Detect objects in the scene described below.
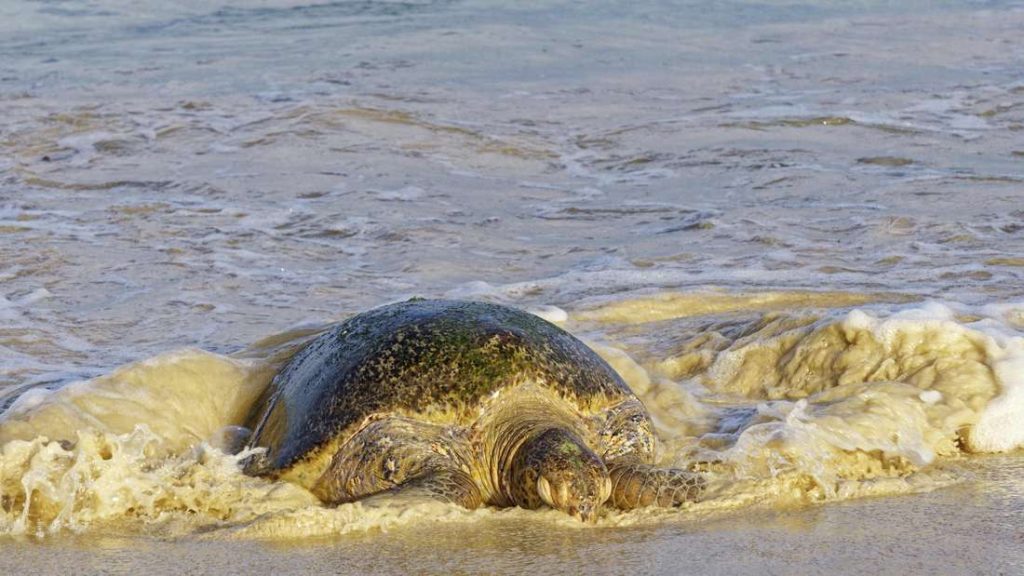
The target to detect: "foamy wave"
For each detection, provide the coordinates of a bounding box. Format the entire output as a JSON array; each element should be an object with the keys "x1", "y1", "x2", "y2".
[
  {"x1": 1, "y1": 298, "x2": 1022, "y2": 537},
  {"x1": 592, "y1": 299, "x2": 1024, "y2": 502},
  {"x1": 0, "y1": 426, "x2": 318, "y2": 536},
  {"x1": 0, "y1": 349, "x2": 274, "y2": 453}
]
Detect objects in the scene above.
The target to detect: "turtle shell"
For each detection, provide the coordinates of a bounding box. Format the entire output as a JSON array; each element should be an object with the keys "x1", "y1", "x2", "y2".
[{"x1": 244, "y1": 299, "x2": 634, "y2": 476}]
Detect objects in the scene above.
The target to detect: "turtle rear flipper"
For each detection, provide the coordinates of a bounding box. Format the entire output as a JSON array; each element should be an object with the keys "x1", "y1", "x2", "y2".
[{"x1": 607, "y1": 461, "x2": 705, "y2": 509}]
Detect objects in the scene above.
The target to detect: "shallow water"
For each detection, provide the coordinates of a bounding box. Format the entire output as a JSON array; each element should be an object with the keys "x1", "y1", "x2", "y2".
[
  {"x1": 3, "y1": 455, "x2": 1023, "y2": 575},
  {"x1": 2, "y1": 0, "x2": 1024, "y2": 573}
]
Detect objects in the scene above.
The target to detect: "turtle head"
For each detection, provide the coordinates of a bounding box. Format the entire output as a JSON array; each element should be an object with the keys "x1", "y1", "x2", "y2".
[{"x1": 511, "y1": 427, "x2": 611, "y2": 523}]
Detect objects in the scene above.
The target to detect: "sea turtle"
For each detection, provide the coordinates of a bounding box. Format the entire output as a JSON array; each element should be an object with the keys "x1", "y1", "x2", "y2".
[{"x1": 243, "y1": 299, "x2": 703, "y2": 522}]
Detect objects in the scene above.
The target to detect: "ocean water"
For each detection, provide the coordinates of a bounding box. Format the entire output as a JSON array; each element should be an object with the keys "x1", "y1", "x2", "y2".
[{"x1": 2, "y1": 0, "x2": 1024, "y2": 573}]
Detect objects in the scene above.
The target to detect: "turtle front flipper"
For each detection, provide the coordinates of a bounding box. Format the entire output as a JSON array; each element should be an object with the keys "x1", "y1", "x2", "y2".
[
  {"x1": 606, "y1": 461, "x2": 705, "y2": 509},
  {"x1": 383, "y1": 466, "x2": 483, "y2": 509},
  {"x1": 312, "y1": 416, "x2": 482, "y2": 509},
  {"x1": 597, "y1": 399, "x2": 705, "y2": 509}
]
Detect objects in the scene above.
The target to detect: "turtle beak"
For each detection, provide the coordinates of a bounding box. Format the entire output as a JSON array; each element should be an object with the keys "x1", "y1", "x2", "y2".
[
  {"x1": 572, "y1": 502, "x2": 598, "y2": 524},
  {"x1": 538, "y1": 477, "x2": 600, "y2": 523}
]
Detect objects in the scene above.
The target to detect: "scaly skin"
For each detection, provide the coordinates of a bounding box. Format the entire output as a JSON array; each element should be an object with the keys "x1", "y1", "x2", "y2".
[
  {"x1": 607, "y1": 461, "x2": 706, "y2": 509},
  {"x1": 311, "y1": 416, "x2": 482, "y2": 509}
]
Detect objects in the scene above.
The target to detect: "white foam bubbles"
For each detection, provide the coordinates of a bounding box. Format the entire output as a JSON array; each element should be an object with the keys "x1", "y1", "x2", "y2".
[
  {"x1": 968, "y1": 338, "x2": 1024, "y2": 452},
  {"x1": 527, "y1": 305, "x2": 568, "y2": 323}
]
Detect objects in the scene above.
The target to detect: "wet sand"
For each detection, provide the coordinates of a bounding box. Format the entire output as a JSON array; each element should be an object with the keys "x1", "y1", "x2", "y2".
[{"x1": 3, "y1": 455, "x2": 1021, "y2": 575}]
